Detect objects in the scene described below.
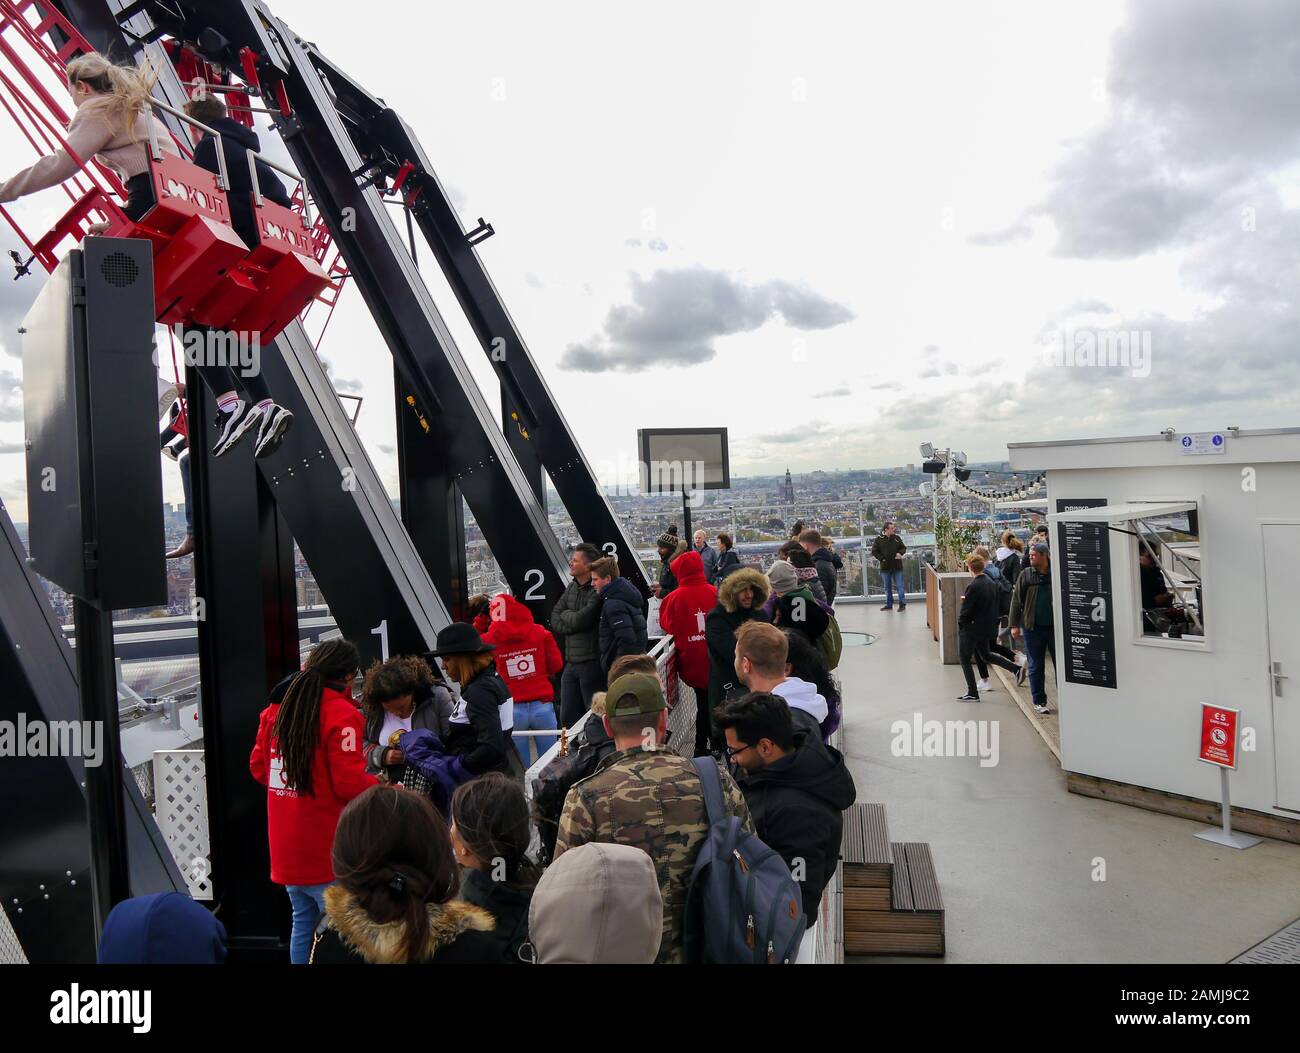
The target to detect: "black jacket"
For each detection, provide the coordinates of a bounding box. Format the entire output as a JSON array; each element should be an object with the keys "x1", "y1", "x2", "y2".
[
  {"x1": 739, "y1": 732, "x2": 857, "y2": 920},
  {"x1": 870, "y1": 533, "x2": 907, "y2": 574},
  {"x1": 715, "y1": 548, "x2": 741, "y2": 580},
  {"x1": 706, "y1": 568, "x2": 773, "y2": 710},
  {"x1": 958, "y1": 573, "x2": 1001, "y2": 638},
  {"x1": 530, "y1": 710, "x2": 614, "y2": 863},
  {"x1": 310, "y1": 887, "x2": 501, "y2": 964},
  {"x1": 811, "y1": 547, "x2": 842, "y2": 605},
  {"x1": 549, "y1": 576, "x2": 601, "y2": 664},
  {"x1": 776, "y1": 586, "x2": 831, "y2": 645},
  {"x1": 457, "y1": 867, "x2": 532, "y2": 965},
  {"x1": 192, "y1": 117, "x2": 292, "y2": 249},
  {"x1": 597, "y1": 576, "x2": 648, "y2": 673},
  {"x1": 445, "y1": 666, "x2": 511, "y2": 775}
]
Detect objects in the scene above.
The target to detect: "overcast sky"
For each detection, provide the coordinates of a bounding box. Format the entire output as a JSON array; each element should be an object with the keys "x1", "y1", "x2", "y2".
[{"x1": 2, "y1": 0, "x2": 1299, "y2": 519}]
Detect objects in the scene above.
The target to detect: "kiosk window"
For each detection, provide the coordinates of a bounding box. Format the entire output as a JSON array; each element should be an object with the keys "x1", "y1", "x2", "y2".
[{"x1": 1134, "y1": 510, "x2": 1203, "y2": 640}]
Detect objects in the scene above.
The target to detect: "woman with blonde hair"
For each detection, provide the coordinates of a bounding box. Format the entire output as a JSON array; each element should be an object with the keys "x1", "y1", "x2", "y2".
[{"x1": 0, "y1": 52, "x2": 178, "y2": 222}]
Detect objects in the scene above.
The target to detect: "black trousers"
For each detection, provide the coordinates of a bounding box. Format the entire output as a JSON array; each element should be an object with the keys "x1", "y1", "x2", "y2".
[{"x1": 960, "y1": 627, "x2": 1018, "y2": 694}]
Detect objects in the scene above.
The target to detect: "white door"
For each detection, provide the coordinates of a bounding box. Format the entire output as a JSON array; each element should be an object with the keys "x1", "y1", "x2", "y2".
[{"x1": 1263, "y1": 524, "x2": 1300, "y2": 811}]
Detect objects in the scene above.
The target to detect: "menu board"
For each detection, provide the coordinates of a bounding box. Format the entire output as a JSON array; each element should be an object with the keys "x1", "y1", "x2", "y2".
[{"x1": 1056, "y1": 498, "x2": 1117, "y2": 689}]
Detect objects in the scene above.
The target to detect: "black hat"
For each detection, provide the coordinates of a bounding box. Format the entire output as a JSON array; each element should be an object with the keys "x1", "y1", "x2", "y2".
[{"x1": 427, "y1": 621, "x2": 495, "y2": 657}]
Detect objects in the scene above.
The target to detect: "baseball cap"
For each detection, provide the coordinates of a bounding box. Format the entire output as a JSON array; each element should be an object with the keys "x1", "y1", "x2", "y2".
[{"x1": 604, "y1": 672, "x2": 665, "y2": 718}]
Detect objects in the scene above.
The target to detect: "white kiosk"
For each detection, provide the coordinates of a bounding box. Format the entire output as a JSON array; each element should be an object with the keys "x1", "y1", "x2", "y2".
[{"x1": 1006, "y1": 427, "x2": 1300, "y2": 841}]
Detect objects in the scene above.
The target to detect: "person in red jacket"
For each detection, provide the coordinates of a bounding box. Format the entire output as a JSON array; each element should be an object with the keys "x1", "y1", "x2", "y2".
[
  {"x1": 482, "y1": 593, "x2": 564, "y2": 767},
  {"x1": 658, "y1": 549, "x2": 719, "y2": 753},
  {"x1": 249, "y1": 638, "x2": 377, "y2": 963}
]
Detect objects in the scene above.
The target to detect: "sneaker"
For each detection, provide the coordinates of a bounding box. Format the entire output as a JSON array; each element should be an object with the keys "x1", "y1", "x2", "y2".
[
  {"x1": 212, "y1": 399, "x2": 261, "y2": 457},
  {"x1": 957, "y1": 692, "x2": 980, "y2": 702},
  {"x1": 162, "y1": 433, "x2": 187, "y2": 461},
  {"x1": 977, "y1": 678, "x2": 992, "y2": 692},
  {"x1": 1033, "y1": 703, "x2": 1049, "y2": 715},
  {"x1": 898, "y1": 604, "x2": 907, "y2": 610},
  {"x1": 880, "y1": 606, "x2": 893, "y2": 611},
  {"x1": 254, "y1": 403, "x2": 294, "y2": 459},
  {"x1": 1015, "y1": 651, "x2": 1028, "y2": 667},
  {"x1": 1015, "y1": 664, "x2": 1028, "y2": 686},
  {"x1": 158, "y1": 383, "x2": 179, "y2": 420}
]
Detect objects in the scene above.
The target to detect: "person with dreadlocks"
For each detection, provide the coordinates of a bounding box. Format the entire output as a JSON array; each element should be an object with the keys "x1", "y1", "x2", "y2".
[
  {"x1": 449, "y1": 773, "x2": 538, "y2": 964},
  {"x1": 249, "y1": 638, "x2": 377, "y2": 964}
]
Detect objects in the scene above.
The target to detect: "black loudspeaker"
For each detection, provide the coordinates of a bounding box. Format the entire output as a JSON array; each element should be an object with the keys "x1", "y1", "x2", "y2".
[{"x1": 22, "y1": 237, "x2": 165, "y2": 610}]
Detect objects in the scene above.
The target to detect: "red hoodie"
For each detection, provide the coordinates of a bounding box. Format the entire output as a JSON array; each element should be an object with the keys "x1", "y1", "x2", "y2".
[
  {"x1": 248, "y1": 685, "x2": 378, "y2": 886},
  {"x1": 658, "y1": 550, "x2": 718, "y2": 691},
  {"x1": 482, "y1": 593, "x2": 564, "y2": 702}
]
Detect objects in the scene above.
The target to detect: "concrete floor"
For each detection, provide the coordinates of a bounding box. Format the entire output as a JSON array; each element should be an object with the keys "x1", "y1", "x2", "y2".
[{"x1": 835, "y1": 601, "x2": 1300, "y2": 963}]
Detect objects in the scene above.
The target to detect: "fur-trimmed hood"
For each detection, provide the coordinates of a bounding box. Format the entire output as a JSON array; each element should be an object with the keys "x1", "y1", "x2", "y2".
[
  {"x1": 718, "y1": 566, "x2": 770, "y2": 613},
  {"x1": 320, "y1": 884, "x2": 494, "y2": 964}
]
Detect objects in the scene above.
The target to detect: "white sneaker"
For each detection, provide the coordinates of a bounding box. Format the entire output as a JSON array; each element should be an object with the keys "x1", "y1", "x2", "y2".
[
  {"x1": 977, "y1": 679, "x2": 992, "y2": 692},
  {"x1": 1034, "y1": 703, "x2": 1049, "y2": 715}
]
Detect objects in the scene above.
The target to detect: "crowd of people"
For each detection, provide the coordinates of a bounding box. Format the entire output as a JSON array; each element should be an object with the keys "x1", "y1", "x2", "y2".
[{"x1": 95, "y1": 523, "x2": 868, "y2": 965}]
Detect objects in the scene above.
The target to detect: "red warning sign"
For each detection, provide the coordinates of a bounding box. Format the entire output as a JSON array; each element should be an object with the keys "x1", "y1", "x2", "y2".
[{"x1": 1198, "y1": 704, "x2": 1239, "y2": 769}]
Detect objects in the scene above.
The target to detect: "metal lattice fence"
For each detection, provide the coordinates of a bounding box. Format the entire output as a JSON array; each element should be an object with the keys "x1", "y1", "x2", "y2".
[
  {"x1": 153, "y1": 749, "x2": 212, "y2": 899},
  {"x1": 0, "y1": 903, "x2": 28, "y2": 964}
]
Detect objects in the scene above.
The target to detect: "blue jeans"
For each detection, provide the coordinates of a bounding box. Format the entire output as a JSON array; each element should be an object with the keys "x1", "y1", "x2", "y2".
[
  {"x1": 513, "y1": 699, "x2": 559, "y2": 767},
  {"x1": 286, "y1": 882, "x2": 330, "y2": 964},
  {"x1": 1023, "y1": 626, "x2": 1056, "y2": 708},
  {"x1": 882, "y1": 570, "x2": 906, "y2": 607}
]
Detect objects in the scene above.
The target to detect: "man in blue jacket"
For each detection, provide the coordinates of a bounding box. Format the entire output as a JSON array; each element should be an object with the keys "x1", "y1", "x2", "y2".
[{"x1": 592, "y1": 556, "x2": 648, "y2": 676}]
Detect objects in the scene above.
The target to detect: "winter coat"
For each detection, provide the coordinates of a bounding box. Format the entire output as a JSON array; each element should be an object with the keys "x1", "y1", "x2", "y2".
[
  {"x1": 871, "y1": 533, "x2": 907, "y2": 574},
  {"x1": 457, "y1": 867, "x2": 532, "y2": 965},
  {"x1": 362, "y1": 683, "x2": 454, "y2": 774},
  {"x1": 249, "y1": 684, "x2": 379, "y2": 886},
  {"x1": 695, "y1": 543, "x2": 721, "y2": 583},
  {"x1": 98, "y1": 892, "x2": 227, "y2": 964},
  {"x1": 192, "y1": 116, "x2": 291, "y2": 250},
  {"x1": 995, "y1": 548, "x2": 1023, "y2": 617},
  {"x1": 715, "y1": 548, "x2": 742, "y2": 580},
  {"x1": 658, "y1": 550, "x2": 718, "y2": 692},
  {"x1": 811, "y1": 547, "x2": 842, "y2": 605},
  {"x1": 958, "y1": 573, "x2": 1001, "y2": 639},
  {"x1": 1009, "y1": 564, "x2": 1053, "y2": 631},
  {"x1": 445, "y1": 665, "x2": 512, "y2": 775},
  {"x1": 658, "y1": 538, "x2": 690, "y2": 598},
  {"x1": 705, "y1": 568, "x2": 772, "y2": 710},
  {"x1": 794, "y1": 565, "x2": 830, "y2": 607},
  {"x1": 483, "y1": 594, "x2": 564, "y2": 702},
  {"x1": 775, "y1": 585, "x2": 831, "y2": 646},
  {"x1": 597, "y1": 576, "x2": 649, "y2": 673},
  {"x1": 310, "y1": 885, "x2": 500, "y2": 964},
  {"x1": 736, "y1": 731, "x2": 857, "y2": 920},
  {"x1": 549, "y1": 576, "x2": 601, "y2": 664}
]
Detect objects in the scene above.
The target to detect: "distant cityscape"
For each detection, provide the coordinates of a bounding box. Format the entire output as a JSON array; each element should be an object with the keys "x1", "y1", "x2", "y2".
[{"x1": 13, "y1": 461, "x2": 1039, "y2": 624}]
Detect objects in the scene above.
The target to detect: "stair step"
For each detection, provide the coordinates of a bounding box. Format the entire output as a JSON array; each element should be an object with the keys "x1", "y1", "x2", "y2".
[
  {"x1": 845, "y1": 841, "x2": 946, "y2": 958},
  {"x1": 841, "y1": 803, "x2": 893, "y2": 885}
]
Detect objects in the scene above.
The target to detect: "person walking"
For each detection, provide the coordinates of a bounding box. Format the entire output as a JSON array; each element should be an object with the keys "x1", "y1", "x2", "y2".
[
  {"x1": 1009, "y1": 542, "x2": 1056, "y2": 715},
  {"x1": 550, "y1": 543, "x2": 605, "y2": 728},
  {"x1": 554, "y1": 672, "x2": 752, "y2": 963},
  {"x1": 956, "y1": 554, "x2": 1021, "y2": 701},
  {"x1": 248, "y1": 639, "x2": 378, "y2": 963},
  {"x1": 482, "y1": 593, "x2": 564, "y2": 768},
  {"x1": 870, "y1": 522, "x2": 908, "y2": 611}
]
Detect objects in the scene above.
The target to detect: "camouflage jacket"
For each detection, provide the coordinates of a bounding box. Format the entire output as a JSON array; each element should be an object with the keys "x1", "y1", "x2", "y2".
[{"x1": 555, "y1": 744, "x2": 752, "y2": 964}]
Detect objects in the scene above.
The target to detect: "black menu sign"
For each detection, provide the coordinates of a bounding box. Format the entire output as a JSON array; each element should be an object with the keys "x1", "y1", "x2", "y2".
[{"x1": 1055, "y1": 498, "x2": 1117, "y2": 689}]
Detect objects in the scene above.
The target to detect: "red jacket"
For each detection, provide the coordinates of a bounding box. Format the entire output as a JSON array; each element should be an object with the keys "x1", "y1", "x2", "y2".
[
  {"x1": 658, "y1": 550, "x2": 718, "y2": 691},
  {"x1": 482, "y1": 593, "x2": 564, "y2": 702},
  {"x1": 248, "y1": 685, "x2": 377, "y2": 886}
]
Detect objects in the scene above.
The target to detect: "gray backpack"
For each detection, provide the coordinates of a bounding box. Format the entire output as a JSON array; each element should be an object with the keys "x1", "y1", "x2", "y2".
[{"x1": 682, "y1": 758, "x2": 807, "y2": 964}]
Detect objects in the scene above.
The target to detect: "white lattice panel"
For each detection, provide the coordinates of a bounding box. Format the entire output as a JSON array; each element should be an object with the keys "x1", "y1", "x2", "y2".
[
  {"x1": 153, "y1": 749, "x2": 212, "y2": 900},
  {"x1": 0, "y1": 903, "x2": 28, "y2": 964}
]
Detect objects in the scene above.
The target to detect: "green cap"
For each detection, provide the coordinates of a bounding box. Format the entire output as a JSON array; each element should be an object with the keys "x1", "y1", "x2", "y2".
[{"x1": 605, "y1": 672, "x2": 666, "y2": 718}]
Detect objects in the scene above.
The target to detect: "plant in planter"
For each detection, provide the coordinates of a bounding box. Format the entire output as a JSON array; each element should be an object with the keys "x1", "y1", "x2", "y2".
[{"x1": 934, "y1": 514, "x2": 982, "y2": 573}]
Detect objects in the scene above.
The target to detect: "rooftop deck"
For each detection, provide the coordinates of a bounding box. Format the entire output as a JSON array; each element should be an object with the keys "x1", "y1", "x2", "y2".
[{"x1": 833, "y1": 602, "x2": 1300, "y2": 963}]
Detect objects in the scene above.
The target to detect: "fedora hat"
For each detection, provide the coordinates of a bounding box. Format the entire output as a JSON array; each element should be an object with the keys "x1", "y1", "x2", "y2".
[{"x1": 427, "y1": 621, "x2": 495, "y2": 657}]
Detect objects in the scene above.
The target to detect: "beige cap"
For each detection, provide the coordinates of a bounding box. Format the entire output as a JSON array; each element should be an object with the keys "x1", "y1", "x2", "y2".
[{"x1": 529, "y1": 843, "x2": 663, "y2": 964}]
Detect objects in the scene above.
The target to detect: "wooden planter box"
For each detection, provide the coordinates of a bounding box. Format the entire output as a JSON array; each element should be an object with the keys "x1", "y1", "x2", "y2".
[{"x1": 924, "y1": 563, "x2": 968, "y2": 665}]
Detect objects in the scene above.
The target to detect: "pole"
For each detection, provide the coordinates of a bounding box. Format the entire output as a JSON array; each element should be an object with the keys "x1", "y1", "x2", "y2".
[
  {"x1": 858, "y1": 498, "x2": 868, "y2": 599},
  {"x1": 681, "y1": 488, "x2": 693, "y2": 542},
  {"x1": 72, "y1": 598, "x2": 131, "y2": 936},
  {"x1": 1194, "y1": 766, "x2": 1262, "y2": 850}
]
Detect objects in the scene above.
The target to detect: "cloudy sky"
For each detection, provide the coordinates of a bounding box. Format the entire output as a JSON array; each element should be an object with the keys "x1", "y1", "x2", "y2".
[{"x1": 2, "y1": 0, "x2": 1299, "y2": 518}]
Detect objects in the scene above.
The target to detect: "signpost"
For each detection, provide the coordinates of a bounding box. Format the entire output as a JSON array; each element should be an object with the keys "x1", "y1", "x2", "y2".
[
  {"x1": 1194, "y1": 704, "x2": 1261, "y2": 849},
  {"x1": 1055, "y1": 498, "x2": 1118, "y2": 690}
]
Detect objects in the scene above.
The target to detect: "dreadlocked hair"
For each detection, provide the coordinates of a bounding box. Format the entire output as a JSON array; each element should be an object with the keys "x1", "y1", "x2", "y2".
[
  {"x1": 65, "y1": 52, "x2": 158, "y2": 140},
  {"x1": 451, "y1": 772, "x2": 539, "y2": 889},
  {"x1": 273, "y1": 638, "x2": 360, "y2": 796},
  {"x1": 361, "y1": 654, "x2": 435, "y2": 721},
  {"x1": 332, "y1": 785, "x2": 459, "y2": 964}
]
